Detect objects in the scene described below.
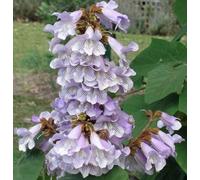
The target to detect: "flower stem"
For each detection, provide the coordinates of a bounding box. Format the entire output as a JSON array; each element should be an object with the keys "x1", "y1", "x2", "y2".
[
  {"x1": 142, "y1": 118, "x2": 155, "y2": 133},
  {"x1": 116, "y1": 87, "x2": 145, "y2": 103}
]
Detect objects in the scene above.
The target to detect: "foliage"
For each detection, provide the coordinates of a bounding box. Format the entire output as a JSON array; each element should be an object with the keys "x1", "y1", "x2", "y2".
[
  {"x1": 122, "y1": 0, "x2": 187, "y2": 178},
  {"x1": 173, "y1": 0, "x2": 187, "y2": 27},
  {"x1": 145, "y1": 63, "x2": 186, "y2": 104},
  {"x1": 178, "y1": 84, "x2": 187, "y2": 114},
  {"x1": 14, "y1": 149, "x2": 45, "y2": 180}
]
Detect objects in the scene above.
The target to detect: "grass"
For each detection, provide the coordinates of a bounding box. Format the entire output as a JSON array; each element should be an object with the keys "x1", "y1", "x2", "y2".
[
  {"x1": 14, "y1": 22, "x2": 49, "y2": 73},
  {"x1": 13, "y1": 21, "x2": 173, "y2": 162}
]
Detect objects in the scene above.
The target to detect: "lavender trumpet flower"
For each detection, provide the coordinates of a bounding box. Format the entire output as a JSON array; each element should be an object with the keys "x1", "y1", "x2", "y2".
[
  {"x1": 44, "y1": 10, "x2": 82, "y2": 40},
  {"x1": 157, "y1": 112, "x2": 182, "y2": 134},
  {"x1": 96, "y1": 0, "x2": 130, "y2": 32},
  {"x1": 127, "y1": 128, "x2": 184, "y2": 174},
  {"x1": 15, "y1": 111, "x2": 58, "y2": 152}
]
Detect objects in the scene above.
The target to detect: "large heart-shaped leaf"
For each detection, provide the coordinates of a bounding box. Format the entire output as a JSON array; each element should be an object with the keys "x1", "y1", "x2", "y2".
[
  {"x1": 174, "y1": 0, "x2": 187, "y2": 26},
  {"x1": 175, "y1": 126, "x2": 187, "y2": 173},
  {"x1": 131, "y1": 39, "x2": 187, "y2": 78},
  {"x1": 14, "y1": 149, "x2": 45, "y2": 180},
  {"x1": 145, "y1": 64, "x2": 186, "y2": 104},
  {"x1": 179, "y1": 84, "x2": 187, "y2": 114}
]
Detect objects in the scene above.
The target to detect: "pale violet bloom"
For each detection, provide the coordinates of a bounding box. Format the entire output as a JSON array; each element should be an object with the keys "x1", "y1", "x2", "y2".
[
  {"x1": 66, "y1": 26, "x2": 106, "y2": 56},
  {"x1": 96, "y1": 0, "x2": 118, "y2": 10},
  {"x1": 15, "y1": 111, "x2": 61, "y2": 152},
  {"x1": 135, "y1": 149, "x2": 154, "y2": 175},
  {"x1": 172, "y1": 134, "x2": 185, "y2": 143},
  {"x1": 150, "y1": 137, "x2": 172, "y2": 158},
  {"x1": 108, "y1": 36, "x2": 139, "y2": 61},
  {"x1": 125, "y1": 148, "x2": 154, "y2": 175},
  {"x1": 50, "y1": 51, "x2": 106, "y2": 71},
  {"x1": 141, "y1": 142, "x2": 166, "y2": 172},
  {"x1": 44, "y1": 10, "x2": 82, "y2": 40},
  {"x1": 48, "y1": 37, "x2": 61, "y2": 52},
  {"x1": 56, "y1": 61, "x2": 134, "y2": 93},
  {"x1": 32, "y1": 111, "x2": 52, "y2": 123},
  {"x1": 115, "y1": 147, "x2": 130, "y2": 169},
  {"x1": 155, "y1": 131, "x2": 183, "y2": 157},
  {"x1": 15, "y1": 124, "x2": 42, "y2": 152},
  {"x1": 51, "y1": 98, "x2": 68, "y2": 115},
  {"x1": 157, "y1": 112, "x2": 182, "y2": 134},
  {"x1": 46, "y1": 125, "x2": 122, "y2": 178},
  {"x1": 32, "y1": 111, "x2": 61, "y2": 124},
  {"x1": 94, "y1": 110, "x2": 133, "y2": 141},
  {"x1": 124, "y1": 130, "x2": 183, "y2": 173},
  {"x1": 96, "y1": 0, "x2": 130, "y2": 32},
  {"x1": 59, "y1": 82, "x2": 108, "y2": 105},
  {"x1": 157, "y1": 131, "x2": 184, "y2": 154}
]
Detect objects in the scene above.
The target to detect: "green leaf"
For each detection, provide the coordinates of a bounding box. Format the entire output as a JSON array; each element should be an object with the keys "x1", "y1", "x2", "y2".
[
  {"x1": 176, "y1": 140, "x2": 187, "y2": 173},
  {"x1": 175, "y1": 126, "x2": 187, "y2": 172},
  {"x1": 174, "y1": 0, "x2": 187, "y2": 26},
  {"x1": 104, "y1": 44, "x2": 111, "y2": 60},
  {"x1": 14, "y1": 149, "x2": 45, "y2": 180},
  {"x1": 145, "y1": 64, "x2": 186, "y2": 104},
  {"x1": 173, "y1": 25, "x2": 187, "y2": 42},
  {"x1": 131, "y1": 39, "x2": 187, "y2": 78},
  {"x1": 179, "y1": 84, "x2": 187, "y2": 114},
  {"x1": 121, "y1": 94, "x2": 178, "y2": 137},
  {"x1": 60, "y1": 166, "x2": 129, "y2": 180}
]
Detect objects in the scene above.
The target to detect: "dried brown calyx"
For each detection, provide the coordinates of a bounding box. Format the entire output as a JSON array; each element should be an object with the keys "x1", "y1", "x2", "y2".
[
  {"x1": 81, "y1": 122, "x2": 94, "y2": 138},
  {"x1": 129, "y1": 128, "x2": 159, "y2": 155},
  {"x1": 97, "y1": 129, "x2": 109, "y2": 140},
  {"x1": 40, "y1": 118, "x2": 57, "y2": 137},
  {"x1": 76, "y1": 5, "x2": 109, "y2": 43},
  {"x1": 143, "y1": 110, "x2": 162, "y2": 120}
]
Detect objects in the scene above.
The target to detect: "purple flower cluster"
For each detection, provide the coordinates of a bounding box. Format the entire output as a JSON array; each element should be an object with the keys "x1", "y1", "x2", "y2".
[
  {"x1": 15, "y1": 0, "x2": 184, "y2": 179},
  {"x1": 126, "y1": 112, "x2": 183, "y2": 175}
]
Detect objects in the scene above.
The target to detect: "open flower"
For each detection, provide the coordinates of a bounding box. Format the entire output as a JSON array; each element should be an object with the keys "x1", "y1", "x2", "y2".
[
  {"x1": 44, "y1": 10, "x2": 82, "y2": 40},
  {"x1": 15, "y1": 124, "x2": 42, "y2": 152},
  {"x1": 46, "y1": 121, "x2": 125, "y2": 178},
  {"x1": 141, "y1": 142, "x2": 166, "y2": 172},
  {"x1": 108, "y1": 36, "x2": 139, "y2": 62},
  {"x1": 96, "y1": 0, "x2": 130, "y2": 32},
  {"x1": 15, "y1": 111, "x2": 59, "y2": 152},
  {"x1": 96, "y1": 0, "x2": 118, "y2": 10},
  {"x1": 157, "y1": 112, "x2": 182, "y2": 134},
  {"x1": 94, "y1": 101, "x2": 134, "y2": 143},
  {"x1": 127, "y1": 128, "x2": 184, "y2": 174},
  {"x1": 66, "y1": 26, "x2": 106, "y2": 56}
]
